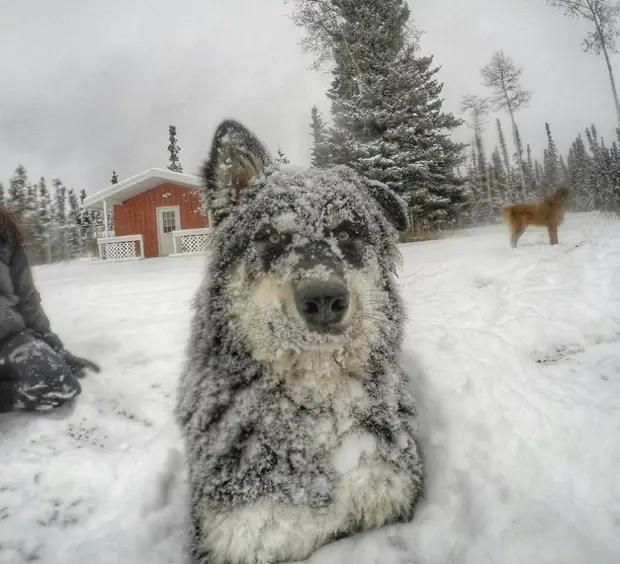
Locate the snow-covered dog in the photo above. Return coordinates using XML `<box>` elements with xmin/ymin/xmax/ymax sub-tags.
<box><xmin>176</xmin><ymin>120</ymin><xmax>424</xmax><ymax>564</ymax></box>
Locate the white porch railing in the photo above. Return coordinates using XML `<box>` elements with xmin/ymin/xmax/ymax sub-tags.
<box><xmin>97</xmin><ymin>234</ymin><xmax>145</xmax><ymax>261</ymax></box>
<box><xmin>170</xmin><ymin>228</ymin><xmax>211</xmax><ymax>256</ymax></box>
<box><xmin>95</xmin><ymin>230</ymin><xmax>115</xmax><ymax>238</ymax></box>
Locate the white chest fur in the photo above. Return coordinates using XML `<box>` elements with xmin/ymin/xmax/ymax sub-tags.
<box><xmin>198</xmin><ymin>359</ymin><xmax>414</xmax><ymax>564</ymax></box>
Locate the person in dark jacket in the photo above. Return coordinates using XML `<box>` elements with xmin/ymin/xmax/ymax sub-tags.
<box><xmin>0</xmin><ymin>205</ymin><xmax>99</xmax><ymax>412</ymax></box>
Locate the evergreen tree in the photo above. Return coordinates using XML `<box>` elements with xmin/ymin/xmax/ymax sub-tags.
<box><xmin>309</xmin><ymin>105</ymin><xmax>329</xmax><ymax>167</ymax></box>
<box><xmin>496</xmin><ymin>119</ymin><xmax>520</xmax><ymax>201</ymax></box>
<box><xmin>8</xmin><ymin>165</ymin><xmax>29</xmax><ymax>216</ymax></box>
<box><xmin>33</xmin><ymin>177</ymin><xmax>53</xmax><ymax>263</ymax></box>
<box><xmin>23</xmin><ymin>181</ymin><xmax>38</xmax><ymax>234</ymax></box>
<box><xmin>52</xmin><ymin>178</ymin><xmax>66</xmax><ymax>226</ymax></box>
<box><xmin>111</xmin><ymin>170</ymin><xmax>119</xmax><ymax>184</ymax></box>
<box><xmin>0</xmin><ymin>182</ymin><xmax>4</xmax><ymax>205</ymax></box>
<box><xmin>568</xmin><ymin>134</ymin><xmax>595</xmax><ymax>211</ymax></box>
<box><xmin>67</xmin><ymin>188</ymin><xmax>82</xmax><ymax>257</ymax></box>
<box><xmin>332</xmin><ymin>46</ymin><xmax>468</xmax><ymax>229</ymax></box>
<box><xmin>490</xmin><ymin>148</ymin><xmax>510</xmax><ymax>205</ymax></box>
<box><xmin>559</xmin><ymin>154</ymin><xmax>569</xmax><ymax>183</ymax></box>
<box><xmin>50</xmin><ymin>179</ymin><xmax>67</xmax><ymax>260</ymax></box>
<box><xmin>496</xmin><ymin>119</ymin><xmax>512</xmax><ymax>182</ymax></box>
<box><xmin>37</xmin><ymin>178</ymin><xmax>52</xmax><ymax>233</ymax></box>
<box><xmin>461</xmin><ymin>95</ymin><xmax>494</xmax><ymax>221</ymax></box>
<box><xmin>26</xmin><ymin>182</ymin><xmax>36</xmax><ymax>204</ymax></box>
<box><xmin>291</xmin><ymin>0</ymin><xmax>468</xmax><ymax>232</ymax></box>
<box><xmin>543</xmin><ymin>122</ymin><xmax>561</xmax><ymax>193</ymax></box>
<box><xmin>275</xmin><ymin>147</ymin><xmax>290</xmax><ymax>165</ymax></box>
<box><xmin>513</xmin><ymin>123</ymin><xmax>527</xmax><ymax>190</ymax></box>
<box><xmin>525</xmin><ymin>144</ymin><xmax>540</xmax><ymax>198</ymax></box>
<box><xmin>78</xmin><ymin>188</ymin><xmax>93</xmax><ymax>241</ymax></box>
<box><xmin>475</xmin><ymin>133</ymin><xmax>493</xmax><ymax>219</ymax></box>
<box><xmin>167</xmin><ymin>125</ymin><xmax>183</xmax><ymax>172</ymax></box>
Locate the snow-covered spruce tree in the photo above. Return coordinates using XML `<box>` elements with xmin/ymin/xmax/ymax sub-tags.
<box><xmin>67</xmin><ymin>188</ymin><xmax>82</xmax><ymax>257</ymax></box>
<box><xmin>490</xmin><ymin>147</ymin><xmax>510</xmax><ymax>208</ymax></box>
<box><xmin>167</xmin><ymin>125</ymin><xmax>183</xmax><ymax>172</ymax></box>
<box><xmin>52</xmin><ymin>178</ymin><xmax>66</xmax><ymax>226</ymax></box>
<box><xmin>525</xmin><ymin>144</ymin><xmax>541</xmax><ymax>199</ymax></box>
<box><xmin>329</xmin><ymin>45</ymin><xmax>469</xmax><ymax>231</ymax></box>
<box><xmin>460</xmin><ymin>95</ymin><xmax>496</xmax><ymax>222</ymax></box>
<box><xmin>611</xmin><ymin>134</ymin><xmax>620</xmax><ymax>214</ymax></box>
<box><xmin>26</xmin><ymin>182</ymin><xmax>36</xmax><ymax>205</ymax></box>
<box><xmin>78</xmin><ymin>189</ymin><xmax>91</xmax><ymax>235</ymax></box>
<box><xmin>0</xmin><ymin>182</ymin><xmax>4</xmax><ymax>205</ymax></box>
<box><xmin>7</xmin><ymin>165</ymin><xmax>28</xmax><ymax>217</ymax></box>
<box><xmin>274</xmin><ymin>147</ymin><xmax>290</xmax><ymax>165</ymax></box>
<box><xmin>463</xmin><ymin>145</ymin><xmax>485</xmax><ymax>224</ymax></box>
<box><xmin>495</xmin><ymin>119</ymin><xmax>523</xmax><ymax>203</ymax></box>
<box><xmin>36</xmin><ymin>177</ymin><xmax>54</xmax><ymax>263</ymax></box>
<box><xmin>543</xmin><ymin>122</ymin><xmax>562</xmax><ymax>194</ymax></box>
<box><xmin>23</xmin><ymin>181</ymin><xmax>40</xmax><ymax>258</ymax></box>
<box><xmin>513</xmin><ymin>123</ymin><xmax>528</xmax><ymax>194</ymax></box>
<box><xmin>289</xmin><ymin>0</ymin><xmax>468</xmax><ymax>232</ymax></box>
<box><xmin>585</xmin><ymin>125</ymin><xmax>620</xmax><ymax>214</ymax></box>
<box><xmin>7</xmin><ymin>165</ymin><xmax>40</xmax><ymax>256</ymax></box>
<box><xmin>496</xmin><ymin>120</ymin><xmax>512</xmax><ymax>188</ymax></box>
<box><xmin>560</xmin><ymin>154</ymin><xmax>569</xmax><ymax>180</ymax></box>
<box><xmin>596</xmin><ymin>137</ymin><xmax>620</xmax><ymax>213</ymax></box>
<box><xmin>309</xmin><ymin>105</ymin><xmax>329</xmax><ymax>168</ymax></box>
<box><xmin>51</xmin><ymin>178</ymin><xmax>68</xmax><ymax>261</ymax></box>
<box><xmin>534</xmin><ymin>158</ymin><xmax>543</xmax><ymax>187</ymax></box>
<box><xmin>567</xmin><ymin>135</ymin><xmax>591</xmax><ymax>210</ymax></box>
<box><xmin>584</xmin><ymin>124</ymin><xmax>606</xmax><ymax>210</ymax></box>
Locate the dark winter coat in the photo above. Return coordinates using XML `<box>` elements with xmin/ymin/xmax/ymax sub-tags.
<box><xmin>0</xmin><ymin>234</ymin><xmax>52</xmax><ymax>345</ymax></box>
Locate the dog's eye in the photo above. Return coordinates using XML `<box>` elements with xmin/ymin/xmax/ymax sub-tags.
<box><xmin>268</xmin><ymin>233</ymin><xmax>281</xmax><ymax>245</ymax></box>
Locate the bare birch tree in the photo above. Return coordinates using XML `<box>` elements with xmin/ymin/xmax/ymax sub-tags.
<box><xmin>547</xmin><ymin>0</ymin><xmax>620</xmax><ymax>126</ymax></box>
<box><xmin>481</xmin><ymin>50</ymin><xmax>533</xmax><ymax>200</ymax></box>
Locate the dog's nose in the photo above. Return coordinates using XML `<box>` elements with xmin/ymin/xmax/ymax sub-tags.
<box><xmin>295</xmin><ymin>281</ymin><xmax>349</xmax><ymax>327</ymax></box>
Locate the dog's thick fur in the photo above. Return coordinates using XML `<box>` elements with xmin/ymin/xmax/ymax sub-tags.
<box><xmin>176</xmin><ymin>120</ymin><xmax>424</xmax><ymax>564</ymax></box>
<box><xmin>502</xmin><ymin>186</ymin><xmax>571</xmax><ymax>248</ymax></box>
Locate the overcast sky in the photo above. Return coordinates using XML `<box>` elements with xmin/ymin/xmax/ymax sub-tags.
<box><xmin>0</xmin><ymin>0</ymin><xmax>617</xmax><ymax>194</ymax></box>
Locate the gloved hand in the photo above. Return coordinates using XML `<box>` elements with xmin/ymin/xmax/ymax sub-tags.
<box><xmin>63</xmin><ymin>350</ymin><xmax>101</xmax><ymax>379</ymax></box>
<box><xmin>36</xmin><ymin>332</ymin><xmax>100</xmax><ymax>378</ymax></box>
<box><xmin>40</xmin><ymin>332</ymin><xmax>64</xmax><ymax>352</ymax></box>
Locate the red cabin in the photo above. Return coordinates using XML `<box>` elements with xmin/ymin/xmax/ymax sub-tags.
<box><xmin>84</xmin><ymin>168</ymin><xmax>212</xmax><ymax>260</ymax></box>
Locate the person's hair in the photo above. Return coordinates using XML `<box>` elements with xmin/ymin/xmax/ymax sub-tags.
<box><xmin>0</xmin><ymin>204</ymin><xmax>23</xmax><ymax>246</ymax></box>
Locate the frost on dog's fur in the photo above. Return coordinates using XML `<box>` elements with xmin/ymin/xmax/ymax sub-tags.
<box><xmin>177</xmin><ymin>120</ymin><xmax>424</xmax><ymax>564</ymax></box>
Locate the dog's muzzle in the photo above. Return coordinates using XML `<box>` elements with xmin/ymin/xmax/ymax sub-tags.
<box><xmin>294</xmin><ymin>280</ymin><xmax>349</xmax><ymax>328</ymax></box>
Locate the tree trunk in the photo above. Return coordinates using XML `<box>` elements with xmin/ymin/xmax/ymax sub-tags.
<box><xmin>600</xmin><ymin>38</ymin><xmax>620</xmax><ymax>127</ymax></box>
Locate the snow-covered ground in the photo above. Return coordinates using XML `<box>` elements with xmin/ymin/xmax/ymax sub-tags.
<box><xmin>1</xmin><ymin>212</ymin><xmax>620</xmax><ymax>564</ymax></box>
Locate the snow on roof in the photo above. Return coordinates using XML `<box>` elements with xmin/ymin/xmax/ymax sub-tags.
<box><xmin>83</xmin><ymin>168</ymin><xmax>203</xmax><ymax>209</ymax></box>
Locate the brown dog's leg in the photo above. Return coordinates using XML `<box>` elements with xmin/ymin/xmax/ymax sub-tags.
<box><xmin>510</xmin><ymin>221</ymin><xmax>526</xmax><ymax>248</ymax></box>
<box><xmin>548</xmin><ymin>223</ymin><xmax>558</xmax><ymax>245</ymax></box>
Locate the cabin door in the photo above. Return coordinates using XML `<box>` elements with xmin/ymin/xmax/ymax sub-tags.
<box><xmin>156</xmin><ymin>206</ymin><xmax>180</xmax><ymax>256</ymax></box>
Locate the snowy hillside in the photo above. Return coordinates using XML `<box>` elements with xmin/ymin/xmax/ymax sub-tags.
<box><xmin>1</xmin><ymin>212</ymin><xmax>619</xmax><ymax>564</ymax></box>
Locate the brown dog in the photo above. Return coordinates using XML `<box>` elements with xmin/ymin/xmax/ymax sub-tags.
<box><xmin>502</xmin><ymin>186</ymin><xmax>570</xmax><ymax>248</ymax></box>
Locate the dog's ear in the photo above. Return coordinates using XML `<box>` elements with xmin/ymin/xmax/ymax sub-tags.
<box><xmin>201</xmin><ymin>119</ymin><xmax>272</xmax><ymax>227</ymax></box>
<box><xmin>363</xmin><ymin>179</ymin><xmax>409</xmax><ymax>232</ymax></box>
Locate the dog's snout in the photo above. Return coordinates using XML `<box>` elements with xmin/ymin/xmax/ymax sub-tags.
<box><xmin>295</xmin><ymin>281</ymin><xmax>349</xmax><ymax>327</ymax></box>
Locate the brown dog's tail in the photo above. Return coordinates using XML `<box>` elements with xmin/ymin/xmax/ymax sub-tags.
<box><xmin>502</xmin><ymin>205</ymin><xmax>514</xmax><ymax>224</ymax></box>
